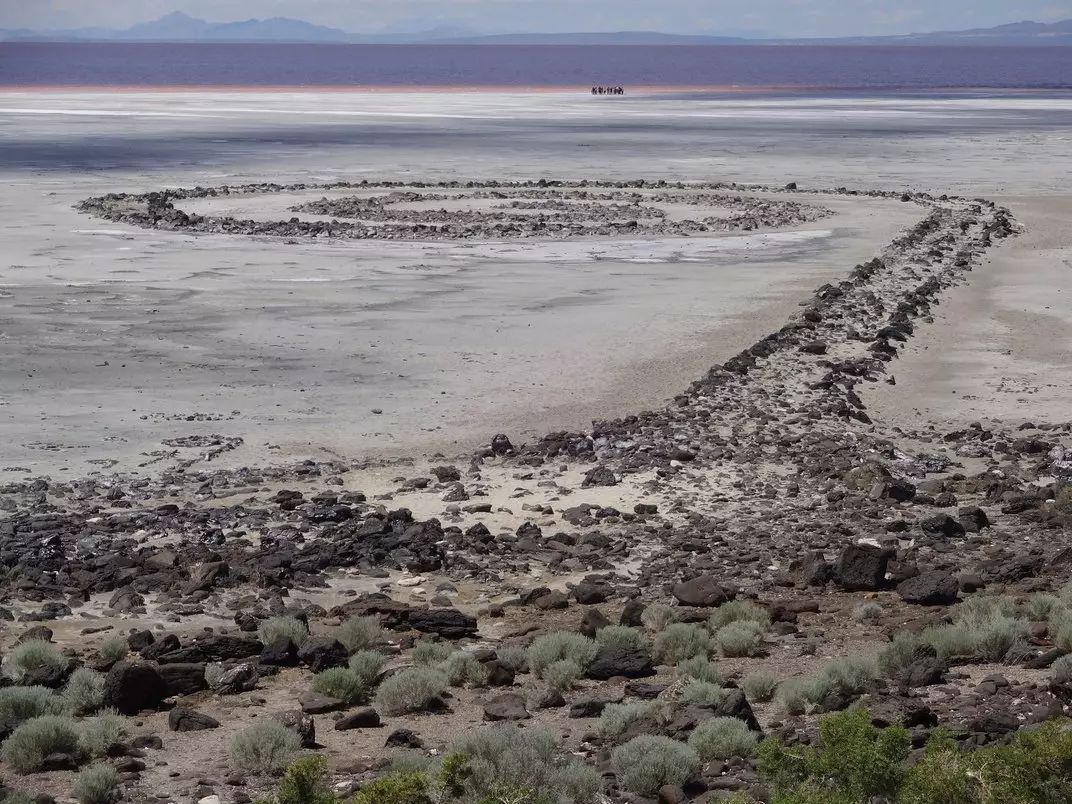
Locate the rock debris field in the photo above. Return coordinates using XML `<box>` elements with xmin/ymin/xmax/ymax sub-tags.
<box><xmin>6</xmin><ymin>180</ymin><xmax>1072</xmax><ymax>804</ymax></box>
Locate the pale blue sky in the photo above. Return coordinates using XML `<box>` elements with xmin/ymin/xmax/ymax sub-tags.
<box><xmin>3</xmin><ymin>0</ymin><xmax>1072</xmax><ymax>36</ymax></box>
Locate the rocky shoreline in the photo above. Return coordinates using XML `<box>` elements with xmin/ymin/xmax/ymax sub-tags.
<box><xmin>6</xmin><ymin>183</ymin><xmax>1072</xmax><ymax>803</ymax></box>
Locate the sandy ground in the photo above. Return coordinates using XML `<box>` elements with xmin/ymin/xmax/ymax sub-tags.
<box><xmin>1</xmin><ymin>90</ymin><xmax>1072</xmax><ymax>477</ymax></box>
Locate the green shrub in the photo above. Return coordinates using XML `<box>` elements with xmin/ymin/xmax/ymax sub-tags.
<box><xmin>688</xmin><ymin>717</ymin><xmax>759</xmax><ymax>760</ymax></box>
<box><xmin>97</xmin><ymin>637</ymin><xmax>128</xmax><ymax>666</ymax></box>
<box><xmin>64</xmin><ymin>667</ymin><xmax>106</xmax><ymax>714</ymax></box>
<box><xmin>349</xmin><ymin>650</ymin><xmax>385</xmax><ymax>689</ymax></box>
<box><xmin>1</xmin><ymin>640</ymin><xmax>68</xmax><ymax>683</ymax></box>
<box><xmin>526</xmin><ymin>632</ymin><xmax>598</xmax><ymax>678</ymax></box>
<box><xmin>595</xmin><ymin>626</ymin><xmax>645</xmax><ymax>650</ymax></box>
<box><xmin>852</xmin><ymin>602</ymin><xmax>885</xmax><ymax>623</ymax></box>
<box><xmin>921</xmin><ymin>624</ymin><xmax>978</xmax><ymax>662</ymax></box>
<box><xmin>352</xmin><ymin>772</ymin><xmax>431</xmax><ymax>804</ymax></box>
<box><xmin>974</xmin><ymin>616</ymin><xmax>1023</xmax><ymax>662</ymax></box>
<box><xmin>2</xmin><ymin>714</ymin><xmax>83</xmax><ymax>774</ymax></box>
<box><xmin>640</xmin><ymin>603</ymin><xmax>678</xmax><ymax>632</ymax></box>
<box><xmin>599</xmin><ymin>702</ymin><xmax>650</xmax><ymax>738</ymax></box>
<box><xmin>337</xmin><ymin>615</ymin><xmax>383</xmax><ymax>653</ymax></box>
<box><xmin>495</xmin><ymin>646</ymin><xmax>529</xmax><ymax>674</ymax></box>
<box><xmin>374</xmin><ymin>667</ymin><xmax>447</xmax><ymax>716</ymax></box>
<box><xmin>442</xmin><ymin>652</ymin><xmax>490</xmax><ymax>689</ymax></box>
<box><xmin>258</xmin><ymin>616</ymin><xmax>309</xmax><ymax>647</ymax></box>
<box><xmin>1052</xmin><ymin>654</ymin><xmax>1072</xmax><ymax>684</ymax></box>
<box><xmin>680</xmin><ymin>681</ymin><xmax>729</xmax><ymax>707</ymax></box>
<box><xmin>276</xmin><ymin>755</ymin><xmax>335</xmax><ymax>804</ymax></box>
<box><xmin>0</xmin><ymin>793</ymin><xmax>37</xmax><ymax>804</ymax></box>
<box><xmin>821</xmin><ymin>655</ymin><xmax>879</xmax><ymax>697</ymax></box>
<box><xmin>708</xmin><ymin>600</ymin><xmax>772</xmax><ymax>633</ymax></box>
<box><xmin>542</xmin><ymin>659</ymin><xmax>582</xmax><ymax>692</ymax></box>
<box><xmin>741</xmin><ymin>671</ymin><xmax>779</xmax><ymax>703</ymax></box>
<box><xmin>0</xmin><ymin>686</ymin><xmax>67</xmax><ymax>729</ymax></box>
<box><xmin>652</xmin><ymin>623</ymin><xmax>710</xmax><ymax>665</ymax></box>
<box><xmin>79</xmin><ymin>709</ymin><xmax>127</xmax><ymax>757</ymax></box>
<box><xmin>451</xmin><ymin>725</ymin><xmax>600</xmax><ymax>803</ymax></box>
<box><xmin>757</xmin><ymin>707</ymin><xmax>910</xmax><ymax>802</ymax></box>
<box><xmin>230</xmin><ymin>721</ymin><xmax>301</xmax><ymax>776</ymax></box>
<box><xmin>311</xmin><ymin>667</ymin><xmax>369</xmax><ymax>705</ymax></box>
<box><xmin>778</xmin><ymin>676</ymin><xmax>825</xmax><ymax>716</ymax></box>
<box><xmin>1024</xmin><ymin>594</ymin><xmax>1064</xmax><ymax>622</ymax></box>
<box><xmin>72</xmin><ymin>763</ymin><xmax>120</xmax><ymax>804</ymax></box>
<box><xmin>878</xmin><ymin>632</ymin><xmax>923</xmax><ymax>679</ymax></box>
<box><xmin>612</xmin><ymin>735</ymin><xmax>700</xmax><ymax>796</ymax></box>
<box><xmin>412</xmin><ymin>640</ymin><xmax>455</xmax><ymax>667</ymax></box>
<box><xmin>676</xmin><ymin>655</ymin><xmax>723</xmax><ymax>685</ymax></box>
<box><xmin>713</xmin><ymin>621</ymin><xmax>765</xmax><ymax>658</ymax></box>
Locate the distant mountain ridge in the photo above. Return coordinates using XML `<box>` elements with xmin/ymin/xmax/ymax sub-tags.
<box><xmin>4</xmin><ymin>11</ymin><xmax>1072</xmax><ymax>44</ymax></box>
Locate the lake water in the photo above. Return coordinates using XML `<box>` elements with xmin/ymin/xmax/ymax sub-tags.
<box><xmin>2</xmin><ymin>42</ymin><xmax>1072</xmax><ymax>89</ymax></box>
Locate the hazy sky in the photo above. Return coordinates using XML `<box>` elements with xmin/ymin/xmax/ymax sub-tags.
<box><xmin>3</xmin><ymin>0</ymin><xmax>1072</xmax><ymax>36</ymax></box>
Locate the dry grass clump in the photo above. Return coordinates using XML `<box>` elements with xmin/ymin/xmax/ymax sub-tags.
<box><xmin>230</xmin><ymin>721</ymin><xmax>301</xmax><ymax>775</ymax></box>
<box><xmin>374</xmin><ymin>667</ymin><xmax>448</xmax><ymax>716</ymax></box>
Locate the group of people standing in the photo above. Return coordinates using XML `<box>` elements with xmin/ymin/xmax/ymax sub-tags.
<box><xmin>591</xmin><ymin>86</ymin><xmax>625</xmax><ymax>95</ymax></box>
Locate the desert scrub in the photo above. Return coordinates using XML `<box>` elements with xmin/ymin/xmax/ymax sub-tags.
<box><xmin>337</xmin><ymin>615</ymin><xmax>383</xmax><ymax>653</ymax></box>
<box><xmin>0</xmin><ymin>686</ymin><xmax>68</xmax><ymax>729</ymax></box>
<box><xmin>1</xmin><ymin>639</ymin><xmax>68</xmax><ymax>683</ymax></box>
<box><xmin>441</xmin><ymin>651</ymin><xmax>490</xmax><ymax>688</ymax></box>
<box><xmin>525</xmin><ymin>632</ymin><xmax>598</xmax><ymax>678</ymax></box>
<box><xmin>351</xmin><ymin>771</ymin><xmax>430</xmax><ymax>804</ymax></box>
<box><xmin>64</xmin><ymin>667</ymin><xmax>106</xmax><ymax>715</ymax></box>
<box><xmin>599</xmin><ymin>702</ymin><xmax>651</xmax><ymax>738</ymax></box>
<box><xmin>72</xmin><ymin>763</ymin><xmax>120</xmax><ymax>804</ymax></box>
<box><xmin>708</xmin><ymin>599</ymin><xmax>772</xmax><ymax>633</ymax></box>
<box><xmin>274</xmin><ymin>755</ymin><xmax>335</xmax><ymax>804</ymax></box>
<box><xmin>612</xmin><ymin>735</ymin><xmax>700</xmax><ymax>796</ymax></box>
<box><xmin>595</xmin><ymin>626</ymin><xmax>645</xmax><ymax>650</ymax></box>
<box><xmin>96</xmin><ymin>637</ymin><xmax>128</xmax><ymax>666</ymax></box>
<box><xmin>712</xmin><ymin>621</ymin><xmax>765</xmax><ymax>658</ymax></box>
<box><xmin>1024</xmin><ymin>593</ymin><xmax>1064</xmax><ymax>622</ymax></box>
<box><xmin>878</xmin><ymin>631</ymin><xmax>925</xmax><ymax>679</ymax></box>
<box><xmin>2</xmin><ymin>715</ymin><xmax>83</xmax><ymax>774</ymax></box>
<box><xmin>758</xmin><ymin>707</ymin><xmax>910</xmax><ymax>802</ymax></box>
<box><xmin>258</xmin><ymin>616</ymin><xmax>309</xmax><ymax>647</ymax></box>
<box><xmin>777</xmin><ymin>657</ymin><xmax>877</xmax><ymax>715</ymax></box>
<box><xmin>411</xmin><ymin>640</ymin><xmax>455</xmax><ymax>667</ymax></box>
<box><xmin>680</xmin><ymin>681</ymin><xmax>729</xmax><ymax>707</ymax></box>
<box><xmin>349</xmin><ymin>650</ymin><xmax>385</xmax><ymax>689</ymax></box>
<box><xmin>495</xmin><ymin>646</ymin><xmax>529</xmax><ymax>674</ymax></box>
<box><xmin>741</xmin><ymin>670</ymin><xmax>779</xmax><ymax>703</ymax></box>
<box><xmin>852</xmin><ymin>602</ymin><xmax>885</xmax><ymax>623</ymax></box>
<box><xmin>78</xmin><ymin>709</ymin><xmax>127</xmax><ymax>756</ymax></box>
<box><xmin>451</xmin><ymin>725</ymin><xmax>601</xmax><ymax>803</ymax></box>
<box><xmin>688</xmin><ymin>717</ymin><xmax>759</xmax><ymax>760</ymax></box>
<box><xmin>375</xmin><ymin>667</ymin><xmax>447</xmax><ymax>716</ymax></box>
<box><xmin>231</xmin><ymin>721</ymin><xmax>301</xmax><ymax>775</ymax></box>
<box><xmin>652</xmin><ymin>623</ymin><xmax>711</xmax><ymax>665</ymax></box>
<box><xmin>676</xmin><ymin>655</ymin><xmax>723</xmax><ymax>685</ymax></box>
<box><xmin>1052</xmin><ymin>653</ymin><xmax>1072</xmax><ymax>684</ymax></box>
<box><xmin>640</xmin><ymin>603</ymin><xmax>677</xmax><ymax>632</ymax></box>
<box><xmin>311</xmin><ymin>667</ymin><xmax>370</xmax><ymax>704</ymax></box>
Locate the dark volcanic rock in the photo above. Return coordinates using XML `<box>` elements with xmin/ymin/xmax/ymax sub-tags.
<box><xmin>897</xmin><ymin>572</ymin><xmax>959</xmax><ymax>606</ymax></box>
<box><xmin>586</xmin><ymin>645</ymin><xmax>656</xmax><ymax>680</ymax></box>
<box><xmin>276</xmin><ymin>710</ymin><xmax>316</xmax><ymax>748</ymax></box>
<box><xmin>920</xmin><ymin>515</ymin><xmax>966</xmax><ymax>539</ymax></box>
<box><xmin>409</xmin><ymin>609</ymin><xmax>477</xmax><ymax>639</ymax></box>
<box><xmin>157</xmin><ymin>663</ymin><xmax>209</xmax><ymax>697</ymax></box>
<box><xmin>833</xmin><ymin>545</ymin><xmax>889</xmax><ymax>591</ymax></box>
<box><xmin>103</xmin><ymin>662</ymin><xmax>167</xmax><ymax>715</ymax></box>
<box><xmin>168</xmin><ymin>707</ymin><xmax>220</xmax><ymax>732</ymax></box>
<box><xmin>335</xmin><ymin>708</ymin><xmax>382</xmax><ymax>731</ymax></box>
<box><xmin>296</xmin><ymin>637</ymin><xmax>348</xmax><ymax>672</ymax></box>
<box><xmin>672</xmin><ymin>575</ymin><xmax>733</xmax><ymax>607</ymax></box>
<box><xmin>483</xmin><ymin>692</ymin><xmax>531</xmax><ymax>721</ymax></box>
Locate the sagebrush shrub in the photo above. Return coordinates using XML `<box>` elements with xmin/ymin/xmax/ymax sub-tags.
<box><xmin>311</xmin><ymin>667</ymin><xmax>369</xmax><ymax>704</ymax></box>
<box><xmin>276</xmin><ymin>755</ymin><xmax>335</xmax><ymax>804</ymax></box>
<box><xmin>230</xmin><ymin>721</ymin><xmax>301</xmax><ymax>775</ymax></box>
<box><xmin>441</xmin><ymin>651</ymin><xmax>490</xmax><ymax>688</ymax></box>
<box><xmin>688</xmin><ymin>717</ymin><xmax>759</xmax><ymax>760</ymax></box>
<box><xmin>599</xmin><ymin>702</ymin><xmax>650</xmax><ymax>738</ymax></box>
<box><xmin>1024</xmin><ymin>593</ymin><xmax>1064</xmax><ymax>622</ymax></box>
<box><xmin>0</xmin><ymin>686</ymin><xmax>67</xmax><ymax>730</ymax></box>
<box><xmin>713</xmin><ymin>621</ymin><xmax>765</xmax><ymax>658</ymax></box>
<box><xmin>526</xmin><ymin>632</ymin><xmax>598</xmax><ymax>678</ymax></box>
<box><xmin>653</xmin><ymin>623</ymin><xmax>711</xmax><ymax>665</ymax></box>
<box><xmin>676</xmin><ymin>655</ymin><xmax>723</xmax><ymax>685</ymax></box>
<box><xmin>2</xmin><ymin>715</ymin><xmax>83</xmax><ymax>774</ymax></box>
<box><xmin>348</xmin><ymin>650</ymin><xmax>385</xmax><ymax>689</ymax></box>
<box><xmin>411</xmin><ymin>640</ymin><xmax>455</xmax><ymax>667</ymax></box>
<box><xmin>337</xmin><ymin>615</ymin><xmax>383</xmax><ymax>654</ymax></box>
<box><xmin>495</xmin><ymin>646</ymin><xmax>528</xmax><ymax>674</ymax></box>
<box><xmin>640</xmin><ymin>603</ymin><xmax>678</xmax><ymax>632</ymax></box>
<box><xmin>852</xmin><ymin>602</ymin><xmax>885</xmax><ymax>623</ymax></box>
<box><xmin>351</xmin><ymin>771</ymin><xmax>429</xmax><ymax>804</ymax></box>
<box><xmin>64</xmin><ymin>667</ymin><xmax>106</xmax><ymax>715</ymax></box>
<box><xmin>374</xmin><ymin>667</ymin><xmax>447</xmax><ymax>716</ymax></box>
<box><xmin>680</xmin><ymin>681</ymin><xmax>729</xmax><ymax>706</ymax></box>
<box><xmin>78</xmin><ymin>709</ymin><xmax>127</xmax><ymax>757</ymax></box>
<box><xmin>708</xmin><ymin>600</ymin><xmax>771</xmax><ymax>633</ymax></box>
<box><xmin>72</xmin><ymin>762</ymin><xmax>120</xmax><ymax>804</ymax></box>
<box><xmin>741</xmin><ymin>670</ymin><xmax>779</xmax><ymax>703</ymax></box>
<box><xmin>1</xmin><ymin>640</ymin><xmax>67</xmax><ymax>683</ymax></box>
<box><xmin>96</xmin><ymin>637</ymin><xmax>128</xmax><ymax>666</ymax></box>
<box><xmin>542</xmin><ymin>659</ymin><xmax>582</xmax><ymax>692</ymax></box>
<box><xmin>258</xmin><ymin>616</ymin><xmax>309</xmax><ymax>647</ymax></box>
<box><xmin>595</xmin><ymin>626</ymin><xmax>645</xmax><ymax>650</ymax></box>
<box><xmin>612</xmin><ymin>735</ymin><xmax>700</xmax><ymax>796</ymax></box>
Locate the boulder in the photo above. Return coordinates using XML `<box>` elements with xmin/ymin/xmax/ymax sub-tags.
<box><xmin>897</xmin><ymin>572</ymin><xmax>959</xmax><ymax>606</ymax></box>
<box><xmin>408</xmin><ymin>609</ymin><xmax>477</xmax><ymax>640</ymax></box>
<box><xmin>296</xmin><ymin>637</ymin><xmax>348</xmax><ymax>672</ymax></box>
<box><xmin>920</xmin><ymin>515</ymin><xmax>966</xmax><ymax>539</ymax></box>
<box><xmin>672</xmin><ymin>575</ymin><xmax>732</xmax><ymax>607</ymax></box>
<box><xmin>385</xmin><ymin>729</ymin><xmax>424</xmax><ymax>749</ymax></box>
<box><xmin>586</xmin><ymin>645</ymin><xmax>656</xmax><ymax>680</ymax></box>
<box><xmin>483</xmin><ymin>693</ymin><xmax>531</xmax><ymax>721</ymax></box>
<box><xmin>168</xmin><ymin>707</ymin><xmax>220</xmax><ymax>732</ymax></box>
<box><xmin>208</xmin><ymin>663</ymin><xmax>258</xmax><ymax>695</ymax></box>
<box><xmin>157</xmin><ymin>663</ymin><xmax>209</xmax><ymax>697</ymax></box>
<box><xmin>260</xmin><ymin>636</ymin><xmax>299</xmax><ymax>667</ymax></box>
<box><xmin>833</xmin><ymin>545</ymin><xmax>889</xmax><ymax>591</ymax></box>
<box><xmin>582</xmin><ymin>466</ymin><xmax>617</xmax><ymax>487</ymax></box>
<box><xmin>103</xmin><ymin>662</ymin><xmax>167</xmax><ymax>714</ymax></box>
<box><xmin>298</xmin><ymin>692</ymin><xmax>345</xmax><ymax>715</ymax></box>
<box><xmin>275</xmin><ymin>710</ymin><xmax>316</xmax><ymax>748</ymax></box>
<box><xmin>335</xmin><ymin>708</ymin><xmax>382</xmax><ymax>731</ymax></box>
<box><xmin>959</xmin><ymin>506</ymin><xmax>991</xmax><ymax>533</ymax></box>
<box><xmin>193</xmin><ymin>635</ymin><xmax>262</xmax><ymax>663</ymax></box>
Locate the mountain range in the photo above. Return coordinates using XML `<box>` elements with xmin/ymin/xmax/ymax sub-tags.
<box><xmin>4</xmin><ymin>11</ymin><xmax>1072</xmax><ymax>45</ymax></box>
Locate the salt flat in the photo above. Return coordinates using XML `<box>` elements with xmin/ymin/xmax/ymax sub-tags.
<box><xmin>1</xmin><ymin>89</ymin><xmax>1071</xmax><ymax>475</ymax></box>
